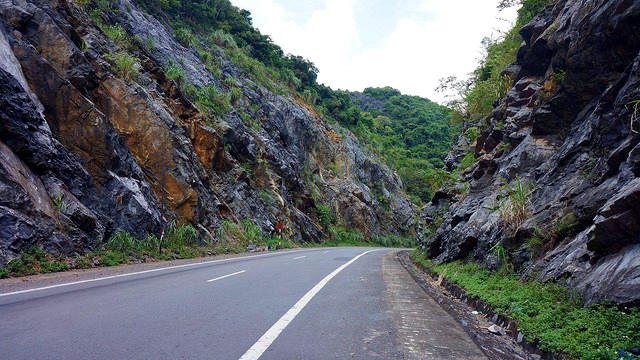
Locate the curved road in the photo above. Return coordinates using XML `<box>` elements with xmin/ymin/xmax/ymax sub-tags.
<box><xmin>0</xmin><ymin>247</ymin><xmax>485</xmax><ymax>359</ymax></box>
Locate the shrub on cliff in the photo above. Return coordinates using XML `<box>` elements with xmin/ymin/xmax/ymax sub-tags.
<box><xmin>107</xmin><ymin>51</ymin><xmax>140</xmax><ymax>81</ymax></box>
<box><xmin>316</xmin><ymin>205</ymin><xmax>335</xmax><ymax>229</ymax></box>
<box><xmin>165</xmin><ymin>63</ymin><xmax>187</xmax><ymax>86</ymax></box>
<box><xmin>194</xmin><ymin>85</ymin><xmax>231</xmax><ymax>115</ymax></box>
<box><xmin>174</xmin><ymin>27</ymin><xmax>195</xmax><ymax>47</ymax></box>
<box><xmin>440</xmin><ymin>0</ymin><xmax>555</xmax><ymax>119</ymax></box>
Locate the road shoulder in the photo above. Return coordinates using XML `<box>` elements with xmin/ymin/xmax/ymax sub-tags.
<box><xmin>382</xmin><ymin>251</ymin><xmax>487</xmax><ymax>360</ymax></box>
<box><xmin>397</xmin><ymin>251</ymin><xmax>538</xmax><ymax>360</ymax></box>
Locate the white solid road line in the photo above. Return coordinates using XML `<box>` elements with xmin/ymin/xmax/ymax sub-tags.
<box><xmin>207</xmin><ymin>270</ymin><xmax>246</xmax><ymax>282</ymax></box>
<box><xmin>238</xmin><ymin>249</ymin><xmax>380</xmax><ymax>360</ymax></box>
<box><xmin>293</xmin><ymin>256</ymin><xmax>306</xmax><ymax>260</ymax></box>
<box><xmin>0</xmin><ymin>249</ymin><xmax>324</xmax><ymax>298</ymax></box>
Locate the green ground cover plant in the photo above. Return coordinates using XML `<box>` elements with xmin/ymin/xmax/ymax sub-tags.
<box><xmin>3</xmin><ymin>246</ymin><xmax>69</xmax><ymax>276</ymax></box>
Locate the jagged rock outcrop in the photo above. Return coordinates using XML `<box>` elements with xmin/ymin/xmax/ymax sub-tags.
<box><xmin>0</xmin><ymin>0</ymin><xmax>415</xmax><ymax>263</ymax></box>
<box><xmin>418</xmin><ymin>0</ymin><xmax>640</xmax><ymax>305</ymax></box>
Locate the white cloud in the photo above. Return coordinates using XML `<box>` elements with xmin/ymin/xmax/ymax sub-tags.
<box><xmin>231</xmin><ymin>0</ymin><xmax>517</xmax><ymax>103</ymax></box>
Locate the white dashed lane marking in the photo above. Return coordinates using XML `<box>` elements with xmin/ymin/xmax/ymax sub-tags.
<box><xmin>207</xmin><ymin>270</ymin><xmax>246</xmax><ymax>283</ymax></box>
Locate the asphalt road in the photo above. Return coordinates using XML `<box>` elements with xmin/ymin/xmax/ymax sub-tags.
<box><xmin>0</xmin><ymin>247</ymin><xmax>485</xmax><ymax>359</ymax></box>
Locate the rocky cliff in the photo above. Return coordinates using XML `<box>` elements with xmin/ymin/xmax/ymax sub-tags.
<box><xmin>0</xmin><ymin>0</ymin><xmax>416</xmax><ymax>263</ymax></box>
<box><xmin>419</xmin><ymin>0</ymin><xmax>640</xmax><ymax>305</ymax></box>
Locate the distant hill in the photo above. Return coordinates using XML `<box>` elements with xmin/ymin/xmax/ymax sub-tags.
<box><xmin>346</xmin><ymin>87</ymin><xmax>454</xmax><ymax>203</ymax></box>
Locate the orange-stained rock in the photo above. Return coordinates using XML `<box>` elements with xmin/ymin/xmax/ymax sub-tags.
<box><xmin>295</xmin><ymin>95</ymin><xmax>319</xmax><ymax>119</ymax></box>
<box><xmin>98</xmin><ymin>78</ymin><xmax>200</xmax><ymax>221</ymax></box>
<box><xmin>185</xmin><ymin>121</ymin><xmax>231</xmax><ymax>172</ymax></box>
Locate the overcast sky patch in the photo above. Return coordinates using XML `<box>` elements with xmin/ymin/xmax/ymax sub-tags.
<box><xmin>230</xmin><ymin>0</ymin><xmax>517</xmax><ymax>103</ymax></box>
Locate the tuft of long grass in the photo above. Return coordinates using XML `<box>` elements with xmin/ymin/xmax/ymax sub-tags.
<box><xmin>229</xmin><ymin>87</ymin><xmax>242</xmax><ymax>105</ymax></box>
<box><xmin>205</xmin><ymin>29</ymin><xmax>237</xmax><ymax>49</ymax></box>
<box><xmin>629</xmin><ymin>96</ymin><xmax>640</xmax><ymax>134</ymax></box>
<box><xmin>103</xmin><ymin>24</ymin><xmax>128</xmax><ymax>47</ymax></box>
<box><xmin>165</xmin><ymin>63</ymin><xmax>186</xmax><ymax>86</ymax></box>
<box><xmin>51</xmin><ymin>193</ymin><xmax>66</xmax><ymax>214</ymax></box>
<box><xmin>495</xmin><ymin>175</ymin><xmax>538</xmax><ymax>230</ymax></box>
<box><xmin>107</xmin><ymin>51</ymin><xmax>140</xmax><ymax>81</ymax></box>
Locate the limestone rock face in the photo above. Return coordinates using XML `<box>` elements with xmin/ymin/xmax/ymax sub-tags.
<box><xmin>418</xmin><ymin>0</ymin><xmax>640</xmax><ymax>305</ymax></box>
<box><xmin>0</xmin><ymin>0</ymin><xmax>415</xmax><ymax>262</ymax></box>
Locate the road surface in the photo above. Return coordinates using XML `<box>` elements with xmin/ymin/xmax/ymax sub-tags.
<box><xmin>0</xmin><ymin>247</ymin><xmax>485</xmax><ymax>359</ymax></box>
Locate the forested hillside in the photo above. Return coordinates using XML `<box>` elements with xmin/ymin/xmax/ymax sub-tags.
<box><xmin>130</xmin><ymin>0</ymin><xmax>457</xmax><ymax>206</ymax></box>
<box><xmin>348</xmin><ymin>87</ymin><xmax>454</xmax><ymax>203</ymax></box>
<box><xmin>134</xmin><ymin>0</ymin><xmax>458</xmax><ymax>205</ymax></box>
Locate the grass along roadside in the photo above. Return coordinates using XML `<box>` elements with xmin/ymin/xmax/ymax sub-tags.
<box><xmin>410</xmin><ymin>250</ymin><xmax>640</xmax><ymax>360</ymax></box>
<box><xmin>0</xmin><ymin>220</ymin><xmax>294</xmax><ymax>280</ymax></box>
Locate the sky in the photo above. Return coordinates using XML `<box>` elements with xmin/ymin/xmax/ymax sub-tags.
<box><xmin>229</xmin><ymin>0</ymin><xmax>518</xmax><ymax>103</ymax></box>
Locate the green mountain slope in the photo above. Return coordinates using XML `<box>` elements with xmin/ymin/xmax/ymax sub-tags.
<box><xmin>348</xmin><ymin>87</ymin><xmax>455</xmax><ymax>203</ymax></box>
